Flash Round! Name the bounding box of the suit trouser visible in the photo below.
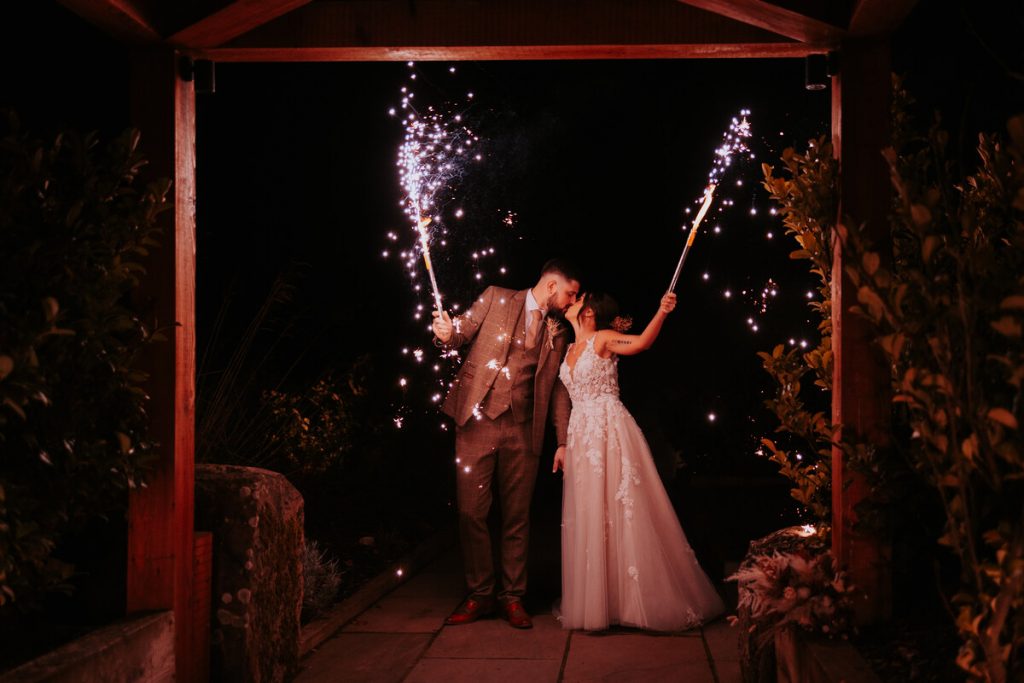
[455,410,538,602]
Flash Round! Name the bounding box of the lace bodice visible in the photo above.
[559,335,619,403]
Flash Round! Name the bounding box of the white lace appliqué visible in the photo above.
[614,455,641,520]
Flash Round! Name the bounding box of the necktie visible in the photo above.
[525,309,544,350]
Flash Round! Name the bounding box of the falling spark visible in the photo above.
[755,278,779,314]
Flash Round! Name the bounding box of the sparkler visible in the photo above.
[667,110,752,293]
[395,62,480,315]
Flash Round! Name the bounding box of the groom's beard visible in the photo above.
[544,294,567,319]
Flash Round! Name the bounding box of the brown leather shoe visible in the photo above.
[445,597,495,626]
[501,600,533,629]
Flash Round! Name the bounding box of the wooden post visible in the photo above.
[831,37,893,624]
[126,49,198,680]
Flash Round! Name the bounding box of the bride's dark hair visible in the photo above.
[582,292,620,330]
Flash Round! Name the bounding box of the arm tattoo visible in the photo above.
[613,339,634,346]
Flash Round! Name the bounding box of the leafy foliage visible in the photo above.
[262,362,368,476]
[301,539,342,622]
[0,112,168,607]
[839,81,1024,682]
[759,138,838,529]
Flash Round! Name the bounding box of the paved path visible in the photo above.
[296,549,742,682]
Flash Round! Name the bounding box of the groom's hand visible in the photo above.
[552,445,566,474]
[432,310,454,344]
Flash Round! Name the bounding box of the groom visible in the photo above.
[431,258,580,629]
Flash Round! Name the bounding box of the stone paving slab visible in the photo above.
[702,618,741,661]
[424,613,569,660]
[297,544,743,682]
[343,594,461,634]
[294,633,432,683]
[715,657,743,683]
[415,548,464,574]
[404,658,563,682]
[387,570,466,600]
[563,631,715,683]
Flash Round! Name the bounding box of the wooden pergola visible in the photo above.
[57,1,916,679]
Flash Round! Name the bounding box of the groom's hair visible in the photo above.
[539,258,582,284]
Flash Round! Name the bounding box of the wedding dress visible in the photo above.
[557,335,726,631]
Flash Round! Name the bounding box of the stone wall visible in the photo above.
[195,465,304,683]
[0,611,174,683]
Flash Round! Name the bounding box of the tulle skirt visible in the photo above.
[559,396,726,631]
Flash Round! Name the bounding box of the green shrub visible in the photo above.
[759,138,837,531]
[839,82,1024,682]
[0,112,168,607]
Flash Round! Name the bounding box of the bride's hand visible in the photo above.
[552,445,566,474]
[659,292,677,315]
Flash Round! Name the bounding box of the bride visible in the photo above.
[554,290,726,632]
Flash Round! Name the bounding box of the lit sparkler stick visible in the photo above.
[667,110,752,293]
[416,215,444,313]
[668,183,716,292]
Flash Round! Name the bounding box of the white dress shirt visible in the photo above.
[524,289,545,336]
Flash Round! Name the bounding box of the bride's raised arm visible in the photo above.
[594,292,676,357]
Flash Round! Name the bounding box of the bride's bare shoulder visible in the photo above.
[594,330,617,358]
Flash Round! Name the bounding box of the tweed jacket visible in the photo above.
[438,286,571,456]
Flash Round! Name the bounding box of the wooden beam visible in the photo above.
[58,0,161,44]
[831,37,893,625]
[127,48,198,681]
[848,0,919,36]
[206,0,798,56]
[168,0,314,49]
[197,42,825,61]
[676,0,844,45]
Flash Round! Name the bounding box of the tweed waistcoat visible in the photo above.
[480,304,541,421]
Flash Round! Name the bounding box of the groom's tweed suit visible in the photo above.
[440,286,571,601]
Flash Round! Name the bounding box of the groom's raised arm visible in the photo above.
[434,286,495,350]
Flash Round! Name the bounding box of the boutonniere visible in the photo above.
[544,316,564,349]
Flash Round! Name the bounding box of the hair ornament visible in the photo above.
[611,316,633,333]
